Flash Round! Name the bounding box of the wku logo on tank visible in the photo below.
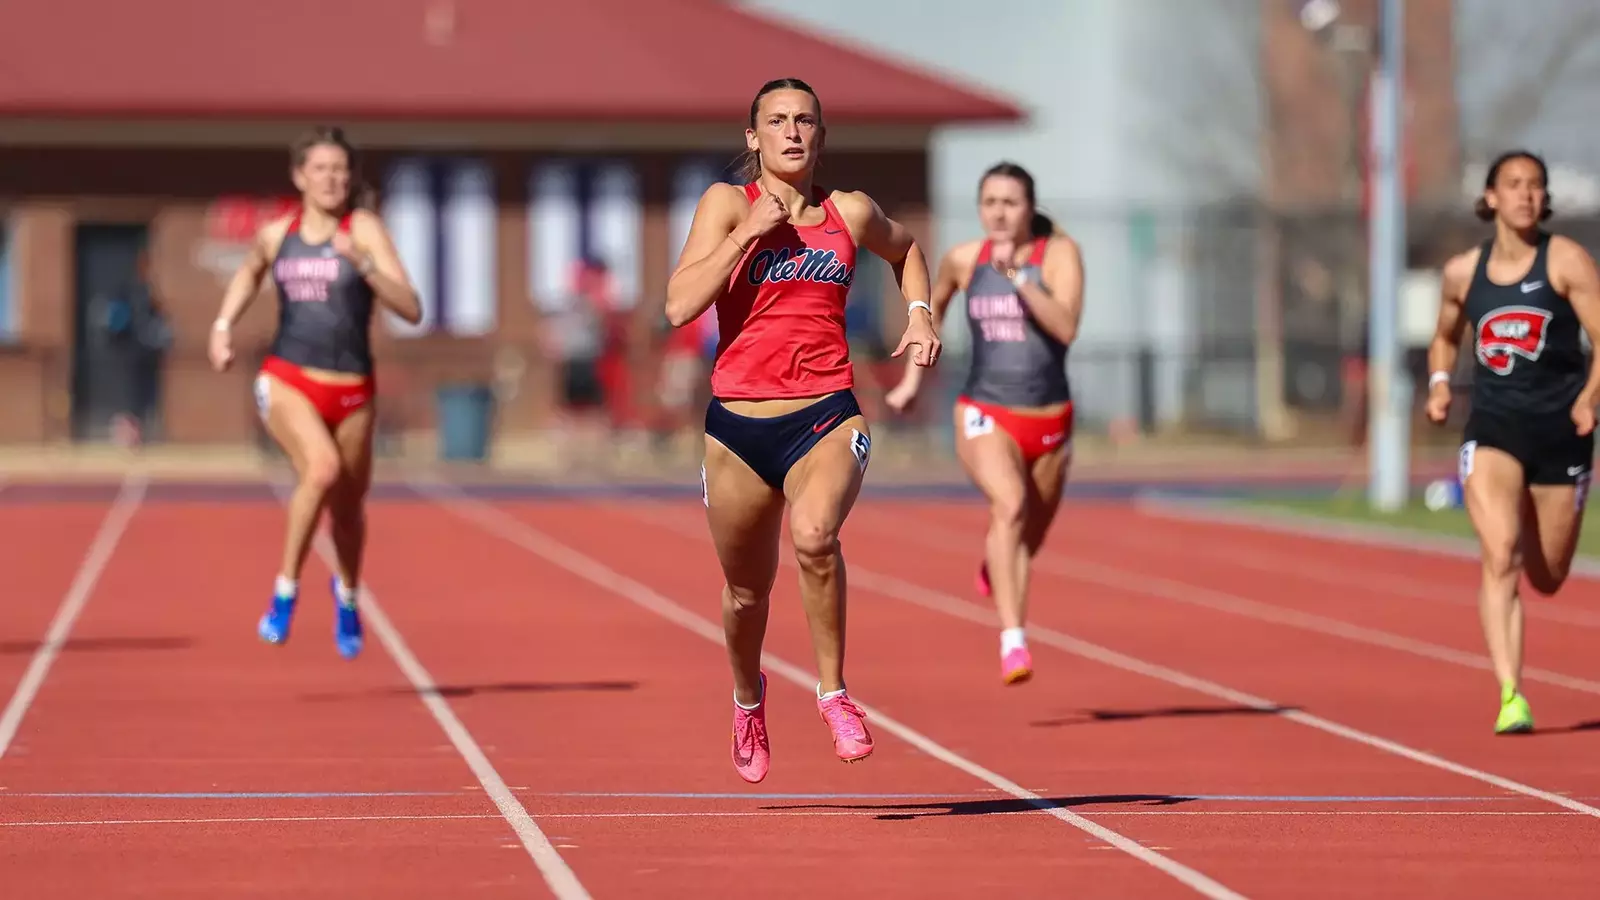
[746,247,854,287]
[1476,305,1552,375]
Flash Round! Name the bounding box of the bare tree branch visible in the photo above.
[1475,5,1600,145]
[1456,0,1600,162]
[1125,0,1266,200]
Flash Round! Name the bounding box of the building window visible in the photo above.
[670,158,735,271]
[527,159,643,315]
[0,222,15,342]
[380,157,498,337]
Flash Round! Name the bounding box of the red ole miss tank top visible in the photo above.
[709,183,857,400]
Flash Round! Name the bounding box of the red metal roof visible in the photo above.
[0,0,1023,125]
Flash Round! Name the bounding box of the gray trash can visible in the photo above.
[435,383,495,462]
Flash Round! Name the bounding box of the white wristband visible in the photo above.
[1428,370,1450,388]
[907,301,932,317]
[213,318,231,333]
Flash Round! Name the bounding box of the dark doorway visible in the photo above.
[72,223,165,442]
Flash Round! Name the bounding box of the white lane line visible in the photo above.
[0,473,147,759]
[1135,493,1600,580]
[267,480,591,900]
[2,809,1581,829]
[873,512,1600,696]
[626,501,1600,821]
[417,479,1250,900]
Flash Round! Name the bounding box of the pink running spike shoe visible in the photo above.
[731,673,770,783]
[817,689,874,762]
[1002,646,1034,685]
[976,562,992,598]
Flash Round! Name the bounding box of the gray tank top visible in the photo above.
[959,238,1071,407]
[267,211,376,374]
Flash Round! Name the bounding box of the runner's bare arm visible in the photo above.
[893,243,971,389]
[1427,249,1477,378]
[666,183,751,327]
[1015,235,1084,345]
[842,190,932,308]
[349,210,422,325]
[1552,235,1600,405]
[214,217,290,329]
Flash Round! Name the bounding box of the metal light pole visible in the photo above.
[1365,0,1408,512]
[1298,0,1409,511]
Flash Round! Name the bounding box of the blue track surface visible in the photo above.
[0,474,1440,505]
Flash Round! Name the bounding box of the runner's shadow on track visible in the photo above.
[298,681,640,702]
[767,794,1198,820]
[0,636,193,654]
[1531,719,1600,734]
[1029,704,1295,727]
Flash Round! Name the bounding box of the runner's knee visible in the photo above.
[1480,538,1520,582]
[301,449,342,493]
[790,515,839,568]
[723,582,769,614]
[989,490,1026,531]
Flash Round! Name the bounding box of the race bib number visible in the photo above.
[849,428,871,473]
[962,405,995,439]
[253,374,271,422]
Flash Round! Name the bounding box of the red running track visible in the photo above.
[1,478,1598,898]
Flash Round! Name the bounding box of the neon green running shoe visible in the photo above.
[1495,686,1534,735]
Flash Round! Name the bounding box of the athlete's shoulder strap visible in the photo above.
[1025,236,1049,268]
[1471,238,1495,284]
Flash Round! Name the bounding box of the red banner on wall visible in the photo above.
[194,195,300,281]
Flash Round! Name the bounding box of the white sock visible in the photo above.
[274,575,298,600]
[817,683,846,700]
[734,690,762,711]
[1001,627,1027,656]
[335,577,359,609]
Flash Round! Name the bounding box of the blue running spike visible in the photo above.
[332,576,363,659]
[258,591,296,645]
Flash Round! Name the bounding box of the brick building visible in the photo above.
[0,0,1021,446]
[1254,0,1463,435]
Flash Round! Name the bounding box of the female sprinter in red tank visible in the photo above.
[887,161,1085,686]
[208,126,422,660]
[1425,149,1600,734]
[667,78,940,783]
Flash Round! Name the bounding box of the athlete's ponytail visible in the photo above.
[352,179,378,211]
[735,148,762,184]
[1030,211,1064,239]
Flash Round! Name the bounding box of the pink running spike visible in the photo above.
[817,690,874,762]
[731,672,770,783]
[1002,646,1034,685]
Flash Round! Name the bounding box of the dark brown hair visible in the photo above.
[290,125,375,210]
[980,161,1060,238]
[1474,149,1552,222]
[736,78,823,183]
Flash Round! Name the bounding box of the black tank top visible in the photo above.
[959,238,1071,408]
[267,211,376,374]
[1464,231,1588,419]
